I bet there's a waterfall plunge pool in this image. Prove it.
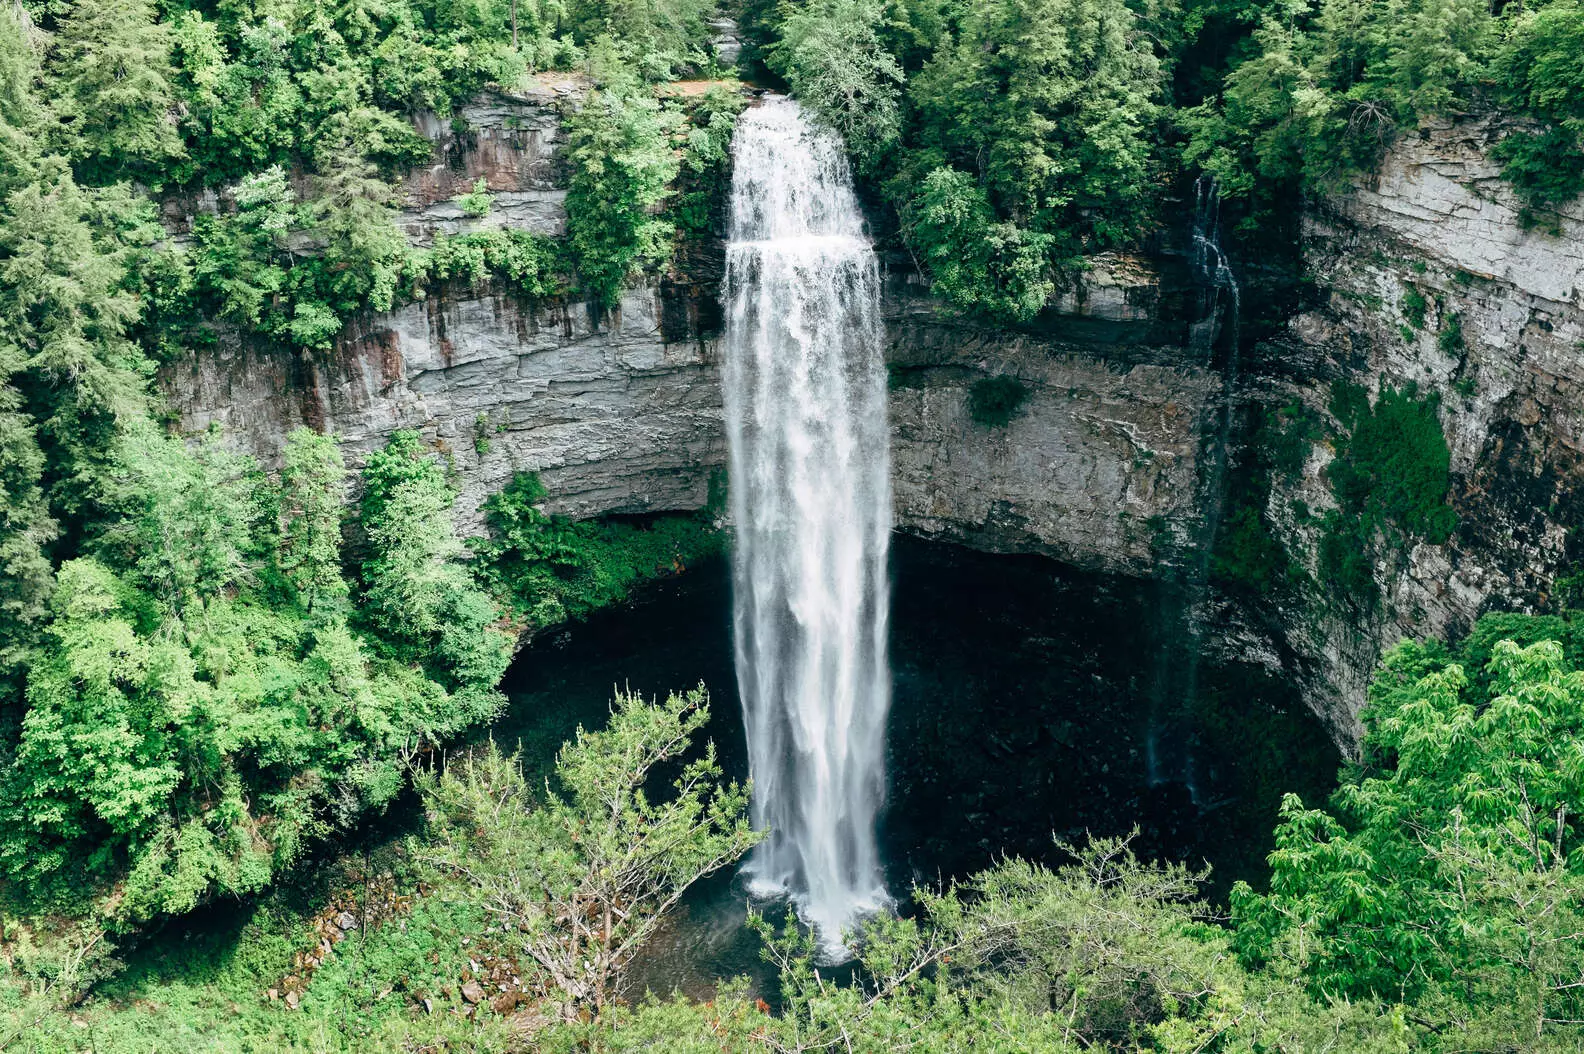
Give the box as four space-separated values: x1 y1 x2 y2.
494 534 1340 1001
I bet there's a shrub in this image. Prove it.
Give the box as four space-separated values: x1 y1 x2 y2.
472 472 721 633
968 376 1032 428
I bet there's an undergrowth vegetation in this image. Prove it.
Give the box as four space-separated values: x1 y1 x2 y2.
473 472 723 634
7 618 1584 1051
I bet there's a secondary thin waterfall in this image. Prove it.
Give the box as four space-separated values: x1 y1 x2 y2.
722 97 892 956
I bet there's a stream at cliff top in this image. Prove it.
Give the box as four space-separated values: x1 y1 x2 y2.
494 535 1340 1001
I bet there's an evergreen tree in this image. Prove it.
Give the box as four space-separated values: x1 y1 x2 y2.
279 427 348 614
563 42 681 308
0 12 57 689
358 431 511 690
96 425 262 619
44 0 186 184
765 0 904 156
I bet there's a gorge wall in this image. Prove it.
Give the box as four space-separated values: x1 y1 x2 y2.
1238 116 1584 746
158 90 1584 750
162 83 1220 577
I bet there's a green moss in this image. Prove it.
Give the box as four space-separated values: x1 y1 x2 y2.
1319 382 1456 607
1211 504 1293 592
1438 313 1465 356
968 375 1031 428
1208 404 1316 596
1401 286 1427 329
1267 402 1322 478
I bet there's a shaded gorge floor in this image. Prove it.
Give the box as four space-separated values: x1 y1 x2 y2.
92 535 1340 1018
493 534 1340 999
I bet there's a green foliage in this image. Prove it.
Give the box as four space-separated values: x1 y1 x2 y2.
1318 382 1455 606
189 164 410 350
1234 631 1584 1047
279 427 348 614
966 375 1032 428
564 44 684 307
1494 2 1584 213
43 0 186 185
669 86 745 238
419 687 760 1018
0 429 506 927
1211 503 1292 591
765 0 904 156
1185 0 1584 213
473 471 722 633
882 0 1164 318
357 431 513 692
1400 285 1427 328
900 168 1056 321
96 424 267 617
759 0 1167 320
11 621 1584 1050
909 0 1164 251
418 227 564 299
563 0 717 79
456 177 494 218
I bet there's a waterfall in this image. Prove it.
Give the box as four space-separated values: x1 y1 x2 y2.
1147 175 1243 801
721 97 892 958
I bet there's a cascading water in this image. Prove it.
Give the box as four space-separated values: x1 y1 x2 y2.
721 97 892 958
1147 175 1243 801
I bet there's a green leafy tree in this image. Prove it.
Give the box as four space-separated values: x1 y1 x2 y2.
1235 632 1584 1047
766 0 904 156
419 686 760 1019
899 167 1055 321
0 17 57 687
43 0 186 184
0 162 149 522
279 427 348 613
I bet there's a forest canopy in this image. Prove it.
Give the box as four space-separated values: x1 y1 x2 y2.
2 0 1583 1049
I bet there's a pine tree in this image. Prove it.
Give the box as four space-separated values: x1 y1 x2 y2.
279 427 348 614
0 12 60 686
44 0 185 183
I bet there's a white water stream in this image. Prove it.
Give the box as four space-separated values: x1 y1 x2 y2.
722 97 892 957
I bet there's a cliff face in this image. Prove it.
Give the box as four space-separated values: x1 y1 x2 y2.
158 95 1584 749
165 289 725 528
885 269 1216 576
162 86 1219 577
1239 116 1584 746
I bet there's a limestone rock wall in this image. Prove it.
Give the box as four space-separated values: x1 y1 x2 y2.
164 288 724 529
1241 115 1584 746
156 91 1584 751
886 285 1215 576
